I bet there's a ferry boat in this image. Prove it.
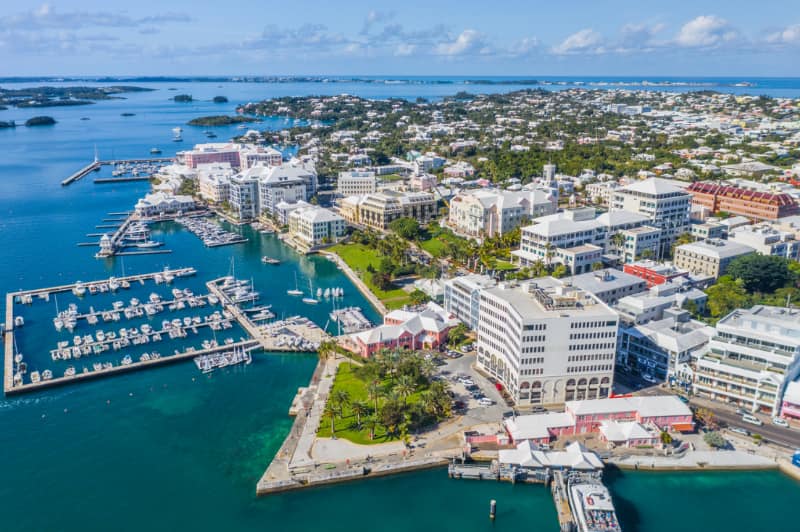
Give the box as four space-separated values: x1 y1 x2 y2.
568 479 621 532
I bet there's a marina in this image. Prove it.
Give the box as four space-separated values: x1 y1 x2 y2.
176 216 249 248
60 157 174 186
329 306 372 333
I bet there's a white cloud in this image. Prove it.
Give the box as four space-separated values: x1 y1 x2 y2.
361 10 394 34
508 36 541 57
675 15 739 48
394 43 417 56
552 29 604 54
1 3 190 30
766 24 800 45
434 29 491 56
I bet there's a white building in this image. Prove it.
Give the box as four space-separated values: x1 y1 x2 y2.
257 160 317 216
229 174 260 221
447 188 557 240
694 306 800 415
288 206 346 249
239 146 283 169
442 274 497 330
134 192 196 217
337 170 377 197
611 178 692 258
614 279 708 326
477 278 619 406
617 308 715 382
512 207 660 274
728 223 800 260
563 268 647 306
196 162 235 204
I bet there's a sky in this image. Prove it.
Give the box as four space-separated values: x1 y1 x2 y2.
1 1 799 77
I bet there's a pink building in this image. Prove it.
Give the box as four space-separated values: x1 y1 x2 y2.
504 395 693 446
781 381 800 420
343 303 458 358
180 143 242 169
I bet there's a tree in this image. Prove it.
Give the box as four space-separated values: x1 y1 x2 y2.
726 254 792 293
332 389 350 412
324 402 338 438
409 289 430 305
591 261 605 271
389 217 421 240
364 415 379 440
394 375 416 406
370 271 393 291
660 431 673 445
695 407 718 430
703 431 726 449
351 401 368 429
368 381 382 412
447 323 469 348
706 276 751 319
551 264 568 278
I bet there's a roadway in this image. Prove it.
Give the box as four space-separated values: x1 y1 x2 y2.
614 371 800 449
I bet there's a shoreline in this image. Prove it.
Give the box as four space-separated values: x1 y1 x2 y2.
318 251 388 316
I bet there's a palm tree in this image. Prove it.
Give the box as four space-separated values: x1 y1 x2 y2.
324 402 338 439
394 375 415 406
368 381 382 412
364 415 379 441
351 400 368 429
418 390 435 415
332 390 350 419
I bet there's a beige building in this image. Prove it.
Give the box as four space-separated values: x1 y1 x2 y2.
338 190 437 231
287 205 346 251
673 239 755 278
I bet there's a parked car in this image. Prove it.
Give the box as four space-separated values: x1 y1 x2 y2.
677 396 690 404
532 406 547 413
729 426 749 436
642 373 659 384
742 413 763 426
478 397 494 406
772 417 789 428
735 407 748 416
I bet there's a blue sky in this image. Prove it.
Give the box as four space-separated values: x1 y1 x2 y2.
1 1 799 76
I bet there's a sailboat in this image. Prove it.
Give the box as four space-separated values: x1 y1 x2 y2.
302 279 319 305
287 272 303 296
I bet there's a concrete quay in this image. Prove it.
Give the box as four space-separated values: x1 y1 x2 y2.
61 158 175 186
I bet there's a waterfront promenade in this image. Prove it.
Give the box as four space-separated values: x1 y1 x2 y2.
319 251 387 316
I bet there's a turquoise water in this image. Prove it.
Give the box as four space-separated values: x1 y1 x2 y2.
0 81 798 531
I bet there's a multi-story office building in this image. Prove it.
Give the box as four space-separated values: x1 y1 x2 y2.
179 143 242 169
442 274 497 330
673 239 755 278
694 306 800 415
288 205 346 249
447 188 556 240
617 308 714 382
477 278 619 406
611 178 691 258
512 207 660 274
337 171 377 197
563 268 647 306
229 174 260 221
728 223 800 260
340 190 437 231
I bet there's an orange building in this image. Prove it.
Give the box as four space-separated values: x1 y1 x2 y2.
687 182 799 221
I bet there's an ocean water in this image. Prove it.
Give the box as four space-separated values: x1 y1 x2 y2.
0 80 798 531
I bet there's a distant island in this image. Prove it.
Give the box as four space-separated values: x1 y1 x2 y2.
0 86 153 109
0 120 15 128
173 94 193 102
121 113 136 117
213 96 228 103
187 115 260 126
25 116 56 127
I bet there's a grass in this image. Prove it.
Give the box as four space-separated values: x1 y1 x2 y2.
418 237 446 257
316 363 425 445
493 259 518 271
328 243 411 309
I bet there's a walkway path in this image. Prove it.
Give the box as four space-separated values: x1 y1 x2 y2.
319 251 388 316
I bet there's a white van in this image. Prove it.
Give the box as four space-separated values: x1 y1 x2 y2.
742 413 763 426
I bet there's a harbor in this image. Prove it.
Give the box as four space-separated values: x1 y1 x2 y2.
61 157 174 186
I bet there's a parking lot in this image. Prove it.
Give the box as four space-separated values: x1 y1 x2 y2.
434 349 509 423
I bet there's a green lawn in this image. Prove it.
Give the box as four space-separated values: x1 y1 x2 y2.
316 363 426 445
328 243 411 309
418 237 446 257
493 259 518 271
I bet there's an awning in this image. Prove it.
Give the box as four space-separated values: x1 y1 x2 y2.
670 422 695 432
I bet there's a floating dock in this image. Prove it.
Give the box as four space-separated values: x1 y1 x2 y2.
3 268 197 395
61 158 174 187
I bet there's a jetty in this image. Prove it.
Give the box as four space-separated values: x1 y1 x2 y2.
61 158 174 187
206 277 329 352
3 268 197 394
